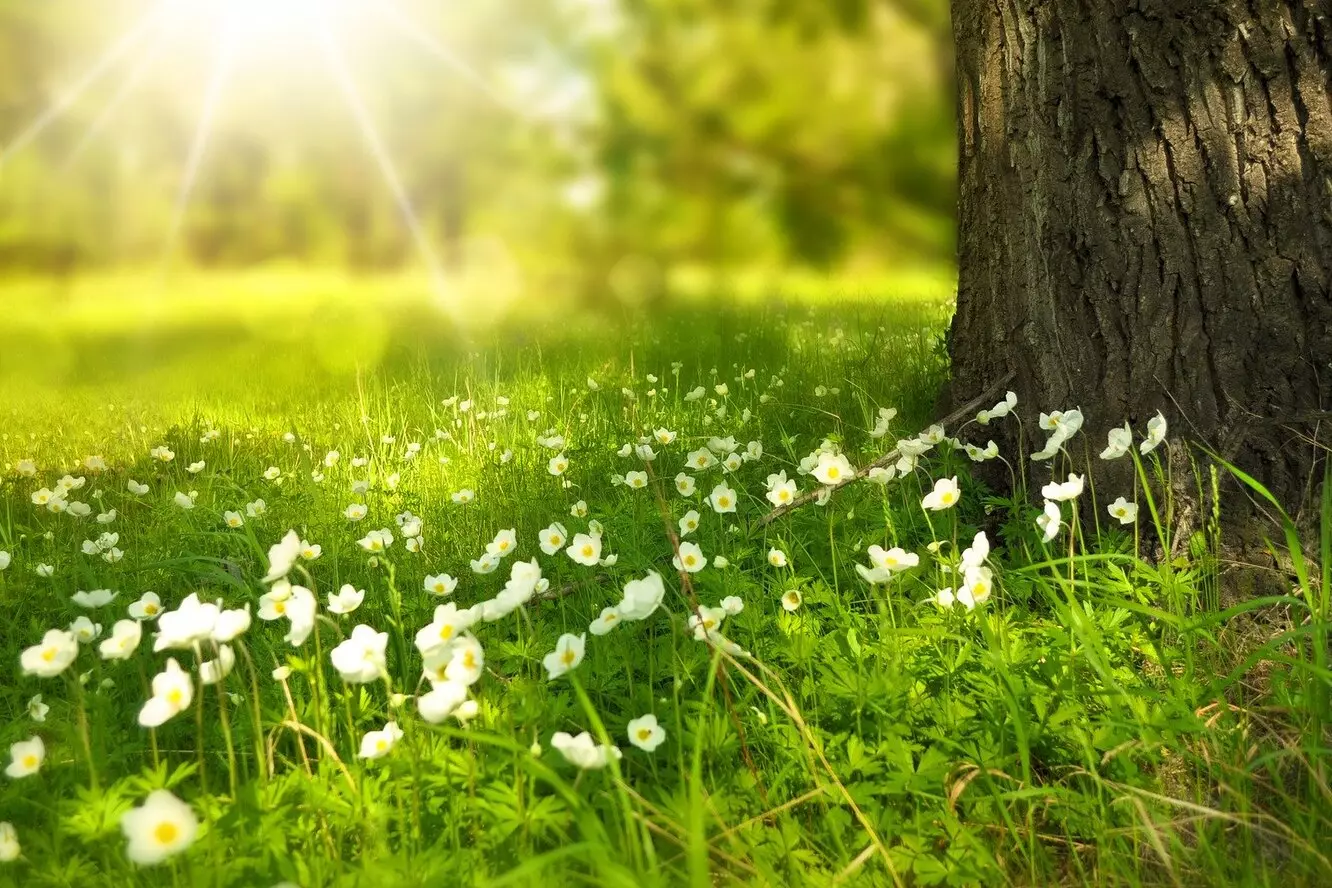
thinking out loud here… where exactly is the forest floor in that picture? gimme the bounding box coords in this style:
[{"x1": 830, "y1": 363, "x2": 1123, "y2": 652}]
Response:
[{"x1": 0, "y1": 271, "x2": 1327, "y2": 887}]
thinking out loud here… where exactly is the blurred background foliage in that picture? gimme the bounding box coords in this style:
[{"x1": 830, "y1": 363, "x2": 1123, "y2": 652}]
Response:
[{"x1": 0, "y1": 0, "x2": 955, "y2": 298}]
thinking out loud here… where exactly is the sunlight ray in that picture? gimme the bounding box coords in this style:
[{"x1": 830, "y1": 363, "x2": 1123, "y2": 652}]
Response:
[
  {"x1": 0, "y1": 3, "x2": 167, "y2": 169},
  {"x1": 161, "y1": 25, "x2": 237, "y2": 265},
  {"x1": 64, "y1": 27, "x2": 169, "y2": 166},
  {"x1": 367, "y1": 0, "x2": 522, "y2": 116},
  {"x1": 317, "y1": 21, "x2": 448, "y2": 297}
]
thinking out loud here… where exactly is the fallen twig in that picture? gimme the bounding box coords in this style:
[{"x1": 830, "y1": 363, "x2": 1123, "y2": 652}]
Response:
[{"x1": 758, "y1": 372, "x2": 1016, "y2": 526}]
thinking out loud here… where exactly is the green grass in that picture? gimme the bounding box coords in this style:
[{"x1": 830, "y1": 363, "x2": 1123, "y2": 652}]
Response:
[{"x1": 0, "y1": 273, "x2": 1327, "y2": 887}]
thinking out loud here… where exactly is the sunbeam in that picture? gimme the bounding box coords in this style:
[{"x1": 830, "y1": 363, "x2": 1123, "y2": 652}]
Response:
[
  {"x1": 0, "y1": 2, "x2": 167, "y2": 169},
  {"x1": 161, "y1": 24, "x2": 238, "y2": 265},
  {"x1": 317, "y1": 19, "x2": 449, "y2": 300},
  {"x1": 64, "y1": 27, "x2": 169, "y2": 167}
]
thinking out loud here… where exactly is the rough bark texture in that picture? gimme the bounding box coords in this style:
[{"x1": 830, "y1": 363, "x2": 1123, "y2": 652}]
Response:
[{"x1": 947, "y1": 0, "x2": 1332, "y2": 516}]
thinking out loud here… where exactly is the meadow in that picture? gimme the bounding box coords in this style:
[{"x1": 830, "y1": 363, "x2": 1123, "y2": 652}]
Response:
[{"x1": 0, "y1": 273, "x2": 1327, "y2": 887}]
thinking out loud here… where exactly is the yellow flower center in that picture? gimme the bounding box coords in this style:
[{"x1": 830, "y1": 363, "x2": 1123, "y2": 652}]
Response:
[
  {"x1": 41, "y1": 648, "x2": 57, "y2": 662},
  {"x1": 684, "y1": 556, "x2": 696, "y2": 567},
  {"x1": 153, "y1": 821, "x2": 179, "y2": 845},
  {"x1": 550, "y1": 536, "x2": 560, "y2": 545},
  {"x1": 637, "y1": 729, "x2": 652, "y2": 741},
  {"x1": 22, "y1": 755, "x2": 38, "y2": 770},
  {"x1": 439, "y1": 625, "x2": 454, "y2": 640},
  {"x1": 718, "y1": 497, "x2": 730, "y2": 507},
  {"x1": 827, "y1": 468, "x2": 840, "y2": 479},
  {"x1": 561, "y1": 649, "x2": 576, "y2": 666},
  {"x1": 275, "y1": 601, "x2": 286, "y2": 615},
  {"x1": 167, "y1": 688, "x2": 183, "y2": 706},
  {"x1": 376, "y1": 739, "x2": 388, "y2": 752},
  {"x1": 581, "y1": 546, "x2": 594, "y2": 558},
  {"x1": 942, "y1": 492, "x2": 956, "y2": 504},
  {"x1": 462, "y1": 651, "x2": 476, "y2": 669},
  {"x1": 145, "y1": 604, "x2": 159, "y2": 615}
]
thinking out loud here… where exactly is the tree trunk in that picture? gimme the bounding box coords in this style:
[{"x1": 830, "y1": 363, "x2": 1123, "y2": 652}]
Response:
[{"x1": 947, "y1": 0, "x2": 1332, "y2": 518}]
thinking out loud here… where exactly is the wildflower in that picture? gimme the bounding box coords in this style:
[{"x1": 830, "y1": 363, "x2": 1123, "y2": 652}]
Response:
[
  {"x1": 300, "y1": 541, "x2": 322, "y2": 561},
  {"x1": 35, "y1": 564, "x2": 54, "y2": 578},
  {"x1": 933, "y1": 587, "x2": 957, "y2": 608},
  {"x1": 328, "y1": 585, "x2": 366, "y2": 615},
  {"x1": 415, "y1": 603, "x2": 480, "y2": 656},
  {"x1": 713, "y1": 555, "x2": 730, "y2": 568},
  {"x1": 566, "y1": 533, "x2": 602, "y2": 566},
  {"x1": 5, "y1": 736, "x2": 45, "y2": 779},
  {"x1": 1036, "y1": 500, "x2": 1062, "y2": 542},
  {"x1": 654, "y1": 428, "x2": 677, "y2": 445},
  {"x1": 781, "y1": 589, "x2": 803, "y2": 612},
  {"x1": 418, "y1": 680, "x2": 469, "y2": 724},
  {"x1": 617, "y1": 572, "x2": 665, "y2": 621},
  {"x1": 551, "y1": 731, "x2": 621, "y2": 769},
  {"x1": 72, "y1": 589, "x2": 117, "y2": 608},
  {"x1": 965, "y1": 441, "x2": 1000, "y2": 462},
  {"x1": 138, "y1": 659, "x2": 194, "y2": 727},
  {"x1": 766, "y1": 477, "x2": 798, "y2": 507},
  {"x1": 129, "y1": 592, "x2": 163, "y2": 621},
  {"x1": 1108, "y1": 497, "x2": 1138, "y2": 525},
  {"x1": 589, "y1": 606, "x2": 622, "y2": 636},
  {"x1": 866, "y1": 466, "x2": 896, "y2": 485},
  {"x1": 976, "y1": 391, "x2": 1018, "y2": 424},
  {"x1": 675, "y1": 473, "x2": 697, "y2": 496},
  {"x1": 150, "y1": 446, "x2": 175, "y2": 463},
  {"x1": 961, "y1": 531, "x2": 990, "y2": 570},
  {"x1": 358, "y1": 722, "x2": 404, "y2": 759},
  {"x1": 443, "y1": 635, "x2": 485, "y2": 686},
  {"x1": 16, "y1": 459, "x2": 36, "y2": 476},
  {"x1": 486, "y1": 528, "x2": 518, "y2": 558},
  {"x1": 627, "y1": 714, "x2": 666, "y2": 752},
  {"x1": 154, "y1": 593, "x2": 219, "y2": 651},
  {"x1": 768, "y1": 548, "x2": 789, "y2": 568},
  {"x1": 0, "y1": 551, "x2": 8, "y2": 570},
  {"x1": 625, "y1": 470, "x2": 649, "y2": 489},
  {"x1": 1100, "y1": 423, "x2": 1133, "y2": 460},
  {"x1": 246, "y1": 499, "x2": 267, "y2": 517},
  {"x1": 20, "y1": 629, "x2": 79, "y2": 678},
  {"x1": 96, "y1": 509, "x2": 117, "y2": 524},
  {"x1": 1140, "y1": 411, "x2": 1168, "y2": 455},
  {"x1": 199, "y1": 646, "x2": 235, "y2": 685},
  {"x1": 470, "y1": 553, "x2": 500, "y2": 574},
  {"x1": 213, "y1": 606, "x2": 251, "y2": 643},
  {"x1": 223, "y1": 511, "x2": 244, "y2": 528},
  {"x1": 538, "y1": 522, "x2": 569, "y2": 555},
  {"x1": 344, "y1": 503, "x2": 368, "y2": 521},
  {"x1": 672, "y1": 542, "x2": 706, "y2": 573},
  {"x1": 708, "y1": 483, "x2": 737, "y2": 513},
  {"x1": 1041, "y1": 473, "x2": 1085, "y2": 502},
  {"x1": 27, "y1": 695, "x2": 48, "y2": 723},
  {"x1": 921, "y1": 477, "x2": 961, "y2": 511},
  {"x1": 452, "y1": 489, "x2": 475, "y2": 504},
  {"x1": 187, "y1": 461, "x2": 205, "y2": 474},
  {"x1": 120, "y1": 789, "x2": 198, "y2": 865},
  {"x1": 0, "y1": 822, "x2": 17, "y2": 862},
  {"x1": 99, "y1": 620, "x2": 143, "y2": 660},
  {"x1": 956, "y1": 566, "x2": 993, "y2": 610},
  {"x1": 570, "y1": 500, "x2": 588, "y2": 517},
  {"x1": 678, "y1": 509, "x2": 700, "y2": 536},
  {"x1": 330, "y1": 625, "x2": 389, "y2": 684},
  {"x1": 358, "y1": 529, "x2": 395, "y2": 553},
  {"x1": 548, "y1": 453, "x2": 570, "y2": 476},
  {"x1": 543, "y1": 633, "x2": 586, "y2": 680},
  {"x1": 69, "y1": 617, "x2": 101, "y2": 643},
  {"x1": 172, "y1": 491, "x2": 195, "y2": 510}
]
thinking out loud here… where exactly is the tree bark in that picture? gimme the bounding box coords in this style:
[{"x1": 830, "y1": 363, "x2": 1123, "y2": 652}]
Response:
[{"x1": 947, "y1": 0, "x2": 1332, "y2": 517}]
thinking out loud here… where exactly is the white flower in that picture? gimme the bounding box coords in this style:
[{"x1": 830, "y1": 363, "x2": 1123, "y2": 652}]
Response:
[
  {"x1": 424, "y1": 573, "x2": 458, "y2": 596},
  {"x1": 1041, "y1": 473, "x2": 1085, "y2": 502},
  {"x1": 1100, "y1": 423, "x2": 1133, "y2": 460},
  {"x1": 538, "y1": 522, "x2": 569, "y2": 555},
  {"x1": 921, "y1": 477, "x2": 961, "y2": 511},
  {"x1": 766, "y1": 478, "x2": 799, "y2": 507},
  {"x1": 20, "y1": 629, "x2": 79, "y2": 677},
  {"x1": 589, "y1": 606, "x2": 623, "y2": 636},
  {"x1": 213, "y1": 606, "x2": 251, "y2": 643},
  {"x1": 99, "y1": 620, "x2": 142, "y2": 660},
  {"x1": 330, "y1": 625, "x2": 389, "y2": 684},
  {"x1": 1108, "y1": 497, "x2": 1138, "y2": 525},
  {"x1": 15, "y1": 458, "x2": 36, "y2": 476},
  {"x1": 547, "y1": 453, "x2": 570, "y2": 476},
  {"x1": 768, "y1": 548, "x2": 789, "y2": 568},
  {"x1": 0, "y1": 551, "x2": 8, "y2": 570},
  {"x1": 626, "y1": 714, "x2": 665, "y2": 752},
  {"x1": 570, "y1": 499, "x2": 588, "y2": 517},
  {"x1": 300, "y1": 541, "x2": 322, "y2": 561},
  {"x1": 708, "y1": 483, "x2": 737, "y2": 514},
  {"x1": 653, "y1": 428, "x2": 677, "y2": 445},
  {"x1": 0, "y1": 821, "x2": 17, "y2": 862},
  {"x1": 127, "y1": 479, "x2": 149, "y2": 495},
  {"x1": 486, "y1": 528, "x2": 518, "y2": 558},
  {"x1": 617, "y1": 572, "x2": 665, "y2": 621},
  {"x1": 451, "y1": 489, "x2": 475, "y2": 505},
  {"x1": 150, "y1": 446, "x2": 175, "y2": 463},
  {"x1": 677, "y1": 509, "x2": 700, "y2": 537},
  {"x1": 187, "y1": 461, "x2": 206, "y2": 474},
  {"x1": 35, "y1": 563, "x2": 54, "y2": 578},
  {"x1": 154, "y1": 593, "x2": 220, "y2": 651},
  {"x1": 327, "y1": 584, "x2": 366, "y2": 615},
  {"x1": 543, "y1": 633, "x2": 586, "y2": 680},
  {"x1": 624, "y1": 470, "x2": 649, "y2": 489},
  {"x1": 672, "y1": 542, "x2": 706, "y2": 573},
  {"x1": 129, "y1": 592, "x2": 163, "y2": 621},
  {"x1": 263, "y1": 530, "x2": 304, "y2": 583},
  {"x1": 5, "y1": 736, "x2": 45, "y2": 778},
  {"x1": 246, "y1": 499, "x2": 267, "y2": 517},
  {"x1": 172, "y1": 491, "x2": 195, "y2": 510},
  {"x1": 551, "y1": 731, "x2": 621, "y2": 769},
  {"x1": 812, "y1": 452, "x2": 854, "y2": 486},
  {"x1": 956, "y1": 566, "x2": 993, "y2": 610},
  {"x1": 344, "y1": 503, "x2": 368, "y2": 521},
  {"x1": 138, "y1": 659, "x2": 194, "y2": 727},
  {"x1": 686, "y1": 449, "x2": 718, "y2": 471},
  {"x1": 27, "y1": 694, "x2": 48, "y2": 723},
  {"x1": 960, "y1": 531, "x2": 990, "y2": 570},
  {"x1": 1140, "y1": 411, "x2": 1168, "y2": 454},
  {"x1": 867, "y1": 466, "x2": 897, "y2": 485},
  {"x1": 72, "y1": 588, "x2": 117, "y2": 608},
  {"x1": 674, "y1": 473, "x2": 697, "y2": 496},
  {"x1": 418, "y1": 680, "x2": 470, "y2": 724},
  {"x1": 96, "y1": 509, "x2": 117, "y2": 525},
  {"x1": 358, "y1": 528, "x2": 394, "y2": 553},
  {"x1": 357, "y1": 722, "x2": 403, "y2": 759},
  {"x1": 69, "y1": 616, "x2": 101, "y2": 643},
  {"x1": 566, "y1": 533, "x2": 602, "y2": 566},
  {"x1": 199, "y1": 645, "x2": 236, "y2": 685},
  {"x1": 120, "y1": 789, "x2": 198, "y2": 865},
  {"x1": 471, "y1": 553, "x2": 500, "y2": 575},
  {"x1": 781, "y1": 589, "x2": 803, "y2": 612},
  {"x1": 1036, "y1": 500, "x2": 1062, "y2": 542},
  {"x1": 415, "y1": 602, "x2": 480, "y2": 656},
  {"x1": 868, "y1": 545, "x2": 919, "y2": 574},
  {"x1": 223, "y1": 510, "x2": 244, "y2": 529},
  {"x1": 965, "y1": 441, "x2": 1000, "y2": 462}
]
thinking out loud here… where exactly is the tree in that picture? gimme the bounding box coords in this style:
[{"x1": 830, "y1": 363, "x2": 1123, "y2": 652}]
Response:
[{"x1": 946, "y1": 1, "x2": 1332, "y2": 518}]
